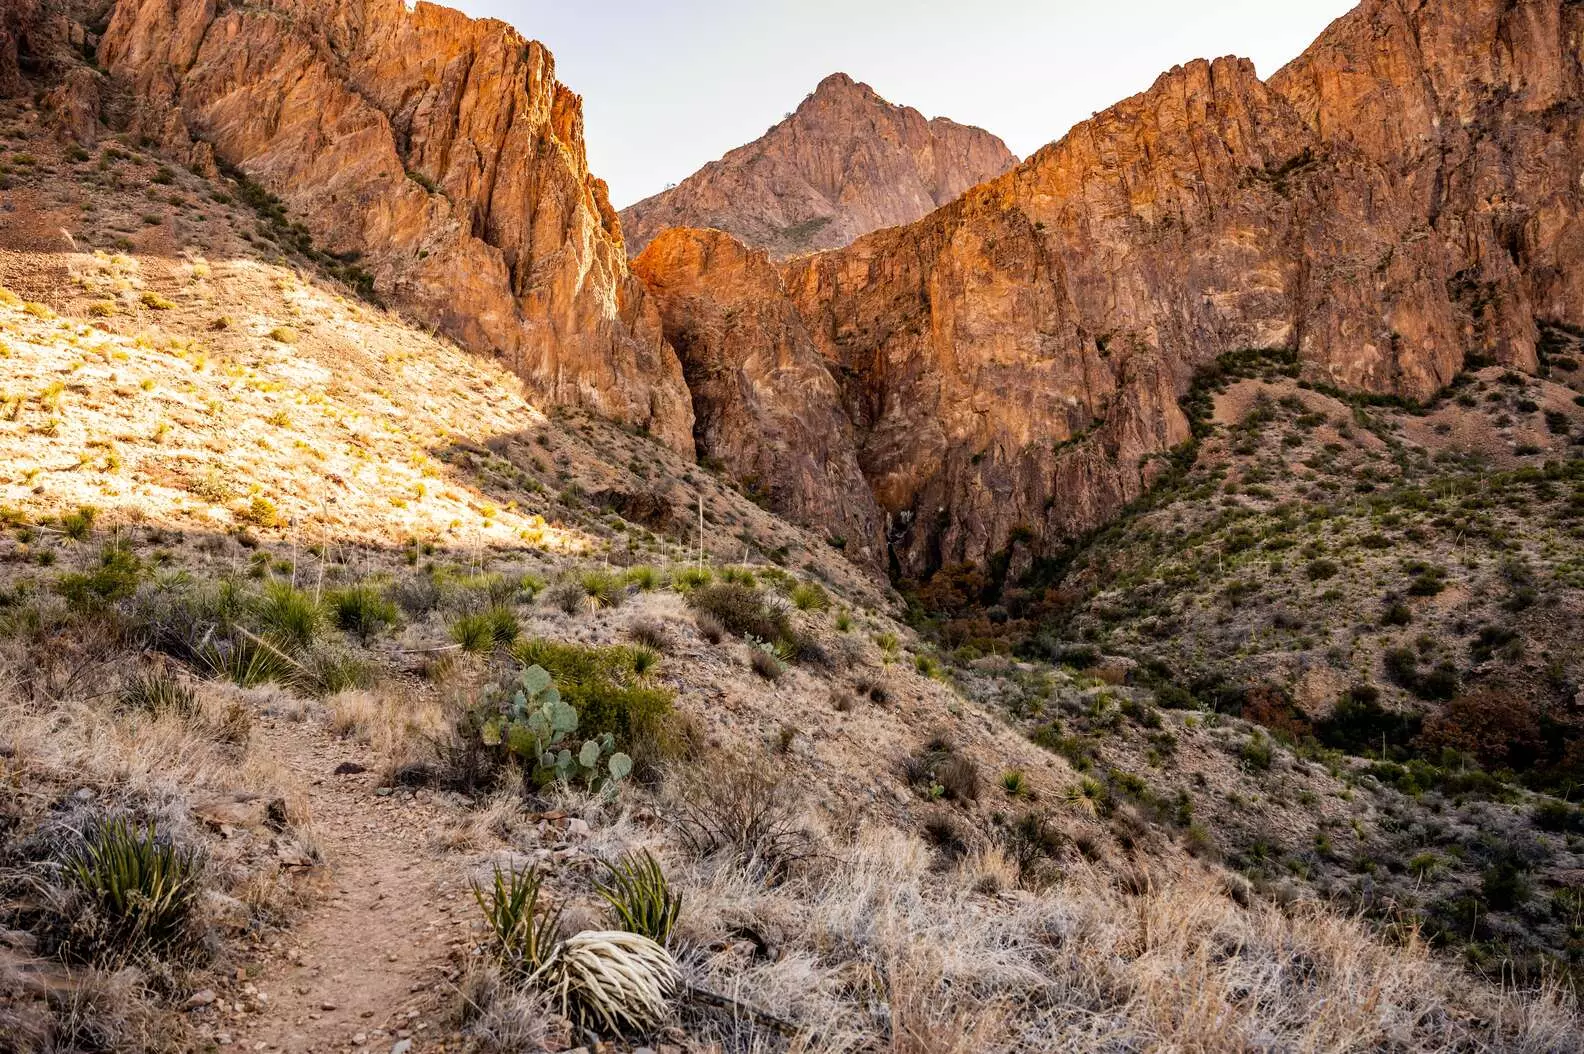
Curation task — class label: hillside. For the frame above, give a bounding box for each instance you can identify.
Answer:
[619,73,1016,259]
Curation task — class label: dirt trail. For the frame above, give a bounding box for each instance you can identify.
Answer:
[218,715,473,1054]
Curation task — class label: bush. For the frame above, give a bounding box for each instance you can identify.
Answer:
[254,581,322,650]
[325,584,398,642]
[451,607,520,653]
[669,761,810,878]
[595,851,680,945]
[626,619,671,652]
[789,582,829,612]
[749,645,785,681]
[64,817,203,963]
[509,639,674,752]
[687,583,790,645]
[56,545,142,614]
[118,669,197,716]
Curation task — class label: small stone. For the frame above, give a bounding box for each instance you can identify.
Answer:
[352,1033,367,1046]
[320,1002,337,1011]
[374,787,393,797]
[334,762,367,775]
[184,989,217,1010]
[391,1041,412,1054]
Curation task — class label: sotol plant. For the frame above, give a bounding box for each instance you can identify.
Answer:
[65,817,203,961]
[595,850,680,945]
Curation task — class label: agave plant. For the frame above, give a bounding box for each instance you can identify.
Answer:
[595,850,680,945]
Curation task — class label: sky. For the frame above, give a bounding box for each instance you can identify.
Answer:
[449,0,1360,209]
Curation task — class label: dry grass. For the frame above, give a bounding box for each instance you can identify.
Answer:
[325,686,448,778]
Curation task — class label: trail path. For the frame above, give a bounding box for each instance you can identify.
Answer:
[213,714,474,1054]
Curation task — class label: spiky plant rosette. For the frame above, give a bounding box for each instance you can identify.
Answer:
[529,930,680,1034]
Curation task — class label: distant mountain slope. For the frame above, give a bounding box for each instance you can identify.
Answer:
[619,73,1016,259]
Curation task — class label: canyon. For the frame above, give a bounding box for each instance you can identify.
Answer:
[15,0,1584,584]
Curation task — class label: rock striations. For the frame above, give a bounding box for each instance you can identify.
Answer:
[619,73,1017,259]
[632,228,886,569]
[97,0,696,453]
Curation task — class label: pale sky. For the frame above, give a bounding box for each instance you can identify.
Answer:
[449,0,1359,209]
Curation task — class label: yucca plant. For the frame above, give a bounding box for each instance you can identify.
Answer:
[578,571,625,612]
[627,645,661,680]
[65,817,203,960]
[196,633,293,687]
[671,566,712,593]
[254,581,322,650]
[595,851,680,945]
[473,864,561,976]
[623,565,665,592]
[325,584,398,642]
[789,581,829,612]
[451,611,496,653]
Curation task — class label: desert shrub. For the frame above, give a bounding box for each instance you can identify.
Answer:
[289,646,369,696]
[545,580,585,615]
[1001,770,1030,797]
[749,644,785,681]
[1240,733,1275,771]
[508,639,674,751]
[790,581,830,612]
[473,864,559,976]
[62,817,203,963]
[1003,810,1065,880]
[687,582,788,643]
[196,631,294,687]
[694,612,725,644]
[1418,688,1542,771]
[671,566,713,592]
[325,584,398,642]
[117,668,198,716]
[903,738,981,804]
[60,505,97,541]
[668,760,810,878]
[626,619,671,652]
[576,570,626,611]
[452,607,520,653]
[388,573,444,616]
[623,565,665,592]
[920,809,971,859]
[55,545,142,614]
[1315,686,1421,756]
[595,851,680,945]
[254,581,322,650]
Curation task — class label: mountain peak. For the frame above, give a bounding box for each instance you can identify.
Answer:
[620,80,1015,258]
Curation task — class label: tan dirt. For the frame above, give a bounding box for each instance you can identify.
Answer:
[216,715,471,1054]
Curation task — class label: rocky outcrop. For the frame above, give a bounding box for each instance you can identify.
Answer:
[632,228,885,569]
[0,0,38,96]
[98,0,695,453]
[620,73,1016,259]
[767,0,1584,578]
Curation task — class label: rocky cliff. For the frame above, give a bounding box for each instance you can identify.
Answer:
[762,0,1584,578]
[97,0,696,453]
[620,73,1016,259]
[632,228,885,569]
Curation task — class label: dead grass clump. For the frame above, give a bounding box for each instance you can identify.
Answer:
[667,760,813,880]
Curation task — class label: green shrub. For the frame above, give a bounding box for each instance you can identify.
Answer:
[623,565,665,591]
[254,581,322,650]
[64,817,203,962]
[60,506,96,541]
[671,566,713,592]
[451,607,519,653]
[509,639,674,751]
[687,583,789,644]
[296,646,374,696]
[56,545,142,613]
[578,570,626,610]
[595,850,680,945]
[325,584,398,641]
[749,645,785,681]
[472,864,559,976]
[789,581,830,612]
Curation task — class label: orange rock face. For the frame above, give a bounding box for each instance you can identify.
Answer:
[0,0,36,96]
[674,0,1584,578]
[620,73,1016,260]
[632,229,885,569]
[98,0,695,453]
